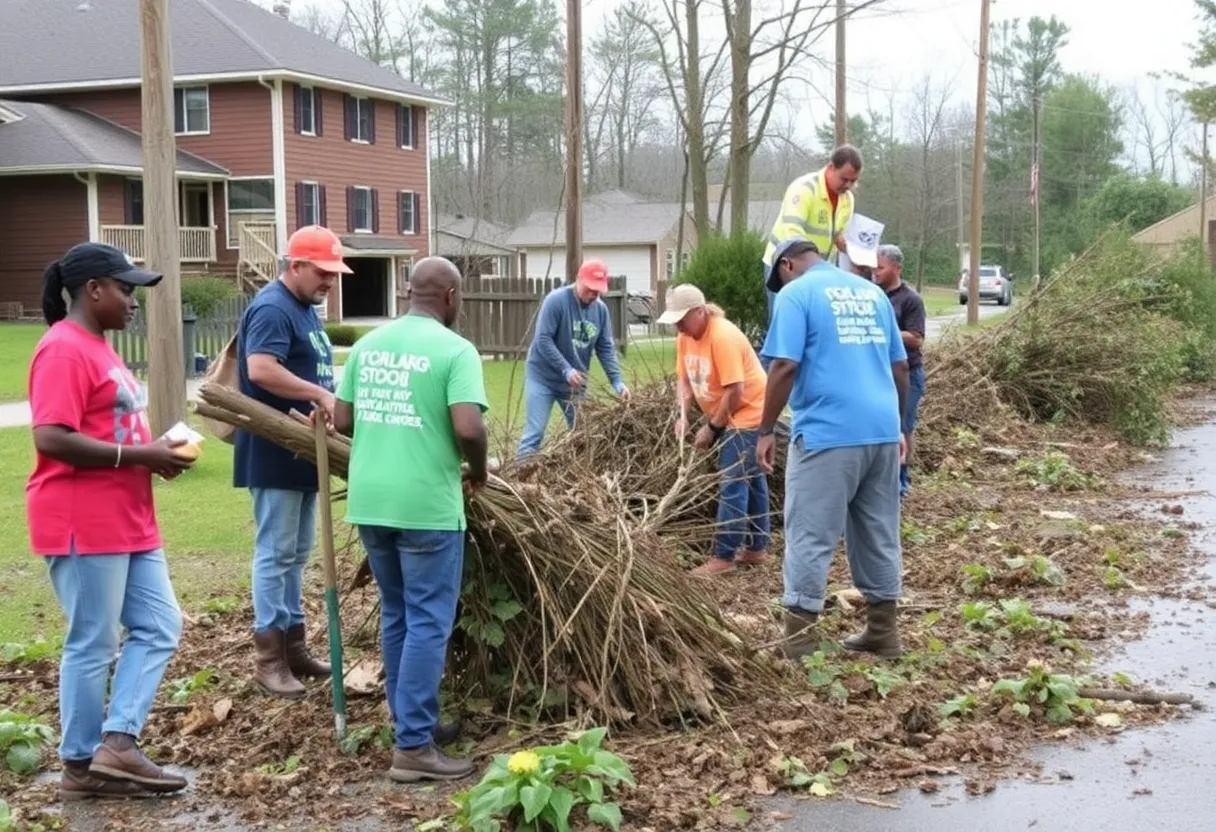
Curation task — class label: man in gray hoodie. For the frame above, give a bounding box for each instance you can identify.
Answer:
[517,260,631,458]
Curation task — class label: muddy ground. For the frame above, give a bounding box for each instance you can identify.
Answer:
[1,400,1212,831]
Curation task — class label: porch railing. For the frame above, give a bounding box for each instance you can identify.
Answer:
[99,225,217,263]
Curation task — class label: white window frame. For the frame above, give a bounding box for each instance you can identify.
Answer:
[174,86,210,136]
[399,189,417,234]
[400,105,415,150]
[299,86,317,136]
[225,176,276,249]
[351,97,372,144]
[352,186,373,233]
[300,181,320,227]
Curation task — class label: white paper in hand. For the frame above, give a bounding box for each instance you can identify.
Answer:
[162,421,205,446]
[843,213,884,268]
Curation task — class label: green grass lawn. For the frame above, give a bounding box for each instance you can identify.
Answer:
[0,323,44,403]
[922,287,960,318]
[0,339,675,643]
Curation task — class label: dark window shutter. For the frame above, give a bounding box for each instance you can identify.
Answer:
[346,186,355,232]
[315,89,323,136]
[409,106,418,147]
[292,84,302,134]
[124,180,135,224]
[371,188,380,233]
[367,100,376,144]
[414,192,421,235]
[395,104,403,148]
[397,192,404,234]
[172,89,183,133]
[319,185,328,226]
[344,94,354,140]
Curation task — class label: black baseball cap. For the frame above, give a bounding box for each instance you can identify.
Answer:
[766,238,819,293]
[58,242,163,288]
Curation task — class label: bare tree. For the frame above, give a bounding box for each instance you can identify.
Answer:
[905,73,953,291]
[632,0,730,237]
[721,0,883,236]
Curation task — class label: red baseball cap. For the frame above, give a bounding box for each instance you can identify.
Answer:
[576,259,610,292]
[286,225,353,274]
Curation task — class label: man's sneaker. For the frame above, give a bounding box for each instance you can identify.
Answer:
[89,735,188,793]
[388,744,476,782]
[735,549,771,566]
[61,761,151,801]
[691,558,736,576]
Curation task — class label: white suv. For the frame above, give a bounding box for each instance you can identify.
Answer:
[958,265,1013,306]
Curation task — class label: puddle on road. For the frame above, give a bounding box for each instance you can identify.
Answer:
[772,406,1216,831]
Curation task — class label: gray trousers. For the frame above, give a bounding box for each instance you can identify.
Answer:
[782,439,903,613]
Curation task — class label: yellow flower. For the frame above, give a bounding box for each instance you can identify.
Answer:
[507,750,541,776]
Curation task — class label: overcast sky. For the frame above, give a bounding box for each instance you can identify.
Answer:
[300,0,1206,167]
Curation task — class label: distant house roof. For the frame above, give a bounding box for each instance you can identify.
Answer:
[508,200,689,248]
[1131,197,1215,247]
[720,200,783,236]
[435,215,518,256]
[0,0,444,105]
[0,99,228,177]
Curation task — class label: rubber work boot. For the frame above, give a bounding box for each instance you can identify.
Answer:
[61,759,151,801]
[388,744,476,783]
[285,624,332,679]
[780,607,820,661]
[253,629,306,699]
[88,734,188,793]
[843,600,904,658]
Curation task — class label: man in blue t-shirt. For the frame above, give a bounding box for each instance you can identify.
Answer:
[756,240,910,661]
[517,259,631,458]
[234,225,347,699]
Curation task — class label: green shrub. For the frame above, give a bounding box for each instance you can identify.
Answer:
[325,324,358,347]
[675,232,766,340]
[180,276,239,317]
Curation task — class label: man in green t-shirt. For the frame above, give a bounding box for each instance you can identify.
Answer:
[335,257,488,783]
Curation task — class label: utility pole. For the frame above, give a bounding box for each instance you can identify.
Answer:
[967,0,991,327]
[834,0,847,145]
[139,0,186,435]
[1201,122,1209,259]
[1031,93,1041,292]
[956,138,966,273]
[564,0,584,283]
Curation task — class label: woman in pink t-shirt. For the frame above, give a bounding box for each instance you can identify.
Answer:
[27,242,195,800]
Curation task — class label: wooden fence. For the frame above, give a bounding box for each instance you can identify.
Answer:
[456,275,629,358]
[111,294,250,377]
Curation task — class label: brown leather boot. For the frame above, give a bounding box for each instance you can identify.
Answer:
[285,624,331,679]
[779,607,820,661]
[88,735,187,793]
[388,744,476,783]
[843,600,903,658]
[253,629,306,699]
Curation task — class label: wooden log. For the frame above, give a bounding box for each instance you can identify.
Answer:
[1078,687,1203,710]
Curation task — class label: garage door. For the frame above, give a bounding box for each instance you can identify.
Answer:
[583,247,652,294]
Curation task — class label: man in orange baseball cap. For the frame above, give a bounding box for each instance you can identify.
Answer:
[234,224,349,698]
[517,259,630,458]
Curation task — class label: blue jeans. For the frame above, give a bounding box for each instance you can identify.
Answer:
[516,375,577,458]
[251,488,318,633]
[714,430,772,559]
[357,526,465,750]
[901,365,926,497]
[48,549,182,761]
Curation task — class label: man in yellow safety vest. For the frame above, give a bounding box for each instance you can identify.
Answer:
[762,145,863,325]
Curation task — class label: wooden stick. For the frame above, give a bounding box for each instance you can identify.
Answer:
[854,797,901,810]
[1078,687,1202,710]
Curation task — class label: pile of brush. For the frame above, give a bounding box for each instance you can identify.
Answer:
[196,383,789,727]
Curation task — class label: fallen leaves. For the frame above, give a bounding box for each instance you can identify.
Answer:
[178,697,234,737]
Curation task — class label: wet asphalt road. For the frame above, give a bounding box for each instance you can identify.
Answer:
[770,408,1216,831]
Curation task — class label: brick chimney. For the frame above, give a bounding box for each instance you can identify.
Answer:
[272,1,291,19]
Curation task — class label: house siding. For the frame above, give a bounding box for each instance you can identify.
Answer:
[0,175,88,313]
[282,89,429,257]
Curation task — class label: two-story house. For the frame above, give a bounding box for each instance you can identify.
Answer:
[0,0,444,321]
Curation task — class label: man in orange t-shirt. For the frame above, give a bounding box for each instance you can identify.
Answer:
[660,284,771,576]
